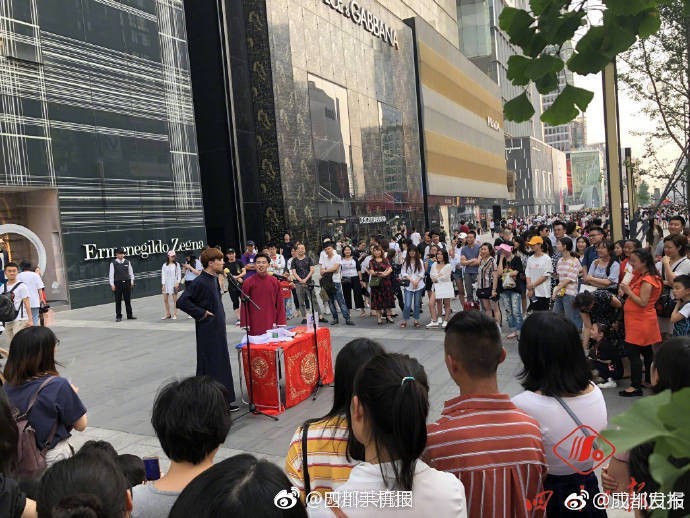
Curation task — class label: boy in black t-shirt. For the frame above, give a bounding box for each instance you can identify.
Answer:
[223,249,245,325]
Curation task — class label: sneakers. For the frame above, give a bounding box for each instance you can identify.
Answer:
[319,317,329,323]
[598,379,617,389]
[301,319,307,324]
[442,321,448,328]
[330,320,339,326]
[345,320,355,326]
[235,320,241,326]
[426,321,439,328]
[228,404,240,412]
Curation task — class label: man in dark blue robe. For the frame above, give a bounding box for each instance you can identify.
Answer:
[177,248,237,410]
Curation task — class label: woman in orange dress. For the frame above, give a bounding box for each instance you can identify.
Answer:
[618,249,663,397]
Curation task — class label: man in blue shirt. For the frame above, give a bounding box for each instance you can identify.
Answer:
[460,231,481,301]
[583,227,605,271]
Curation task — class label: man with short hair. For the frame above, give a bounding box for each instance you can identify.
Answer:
[132,376,232,517]
[582,226,605,270]
[239,252,286,334]
[291,244,328,324]
[241,241,258,279]
[425,311,546,518]
[267,243,286,275]
[493,227,513,248]
[17,261,45,326]
[655,215,686,257]
[2,262,31,341]
[526,236,553,311]
[319,243,354,326]
[424,231,446,258]
[177,248,237,410]
[108,247,135,322]
[460,231,481,301]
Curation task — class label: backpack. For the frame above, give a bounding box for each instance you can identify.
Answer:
[0,282,23,323]
[11,376,58,480]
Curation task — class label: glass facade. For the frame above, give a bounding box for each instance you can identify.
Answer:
[0,0,204,307]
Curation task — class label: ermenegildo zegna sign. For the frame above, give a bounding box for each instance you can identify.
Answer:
[82,238,205,261]
[323,0,399,49]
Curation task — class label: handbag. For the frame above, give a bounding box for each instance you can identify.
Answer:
[320,272,336,297]
[368,275,382,288]
[476,287,493,299]
[501,271,516,289]
[434,280,454,299]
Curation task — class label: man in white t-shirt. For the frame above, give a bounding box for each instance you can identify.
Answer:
[2,262,32,342]
[525,236,553,311]
[319,243,354,326]
[18,261,45,326]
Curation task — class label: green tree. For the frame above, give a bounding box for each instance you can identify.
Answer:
[499,0,664,125]
[638,179,652,205]
[618,0,690,205]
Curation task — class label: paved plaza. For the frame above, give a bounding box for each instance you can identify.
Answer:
[12,287,635,477]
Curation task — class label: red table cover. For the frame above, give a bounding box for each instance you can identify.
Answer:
[240,327,334,415]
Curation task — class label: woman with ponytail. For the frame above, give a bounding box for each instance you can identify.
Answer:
[312,353,466,516]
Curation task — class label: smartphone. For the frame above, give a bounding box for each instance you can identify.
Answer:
[143,457,161,481]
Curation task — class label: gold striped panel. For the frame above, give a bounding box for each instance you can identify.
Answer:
[418,42,503,123]
[425,131,507,185]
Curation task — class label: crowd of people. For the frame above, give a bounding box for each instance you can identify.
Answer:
[2,209,690,516]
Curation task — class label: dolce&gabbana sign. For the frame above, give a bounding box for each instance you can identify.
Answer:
[323,0,399,49]
[82,238,205,261]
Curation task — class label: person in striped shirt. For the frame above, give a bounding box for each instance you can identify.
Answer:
[425,311,547,518]
[285,338,384,500]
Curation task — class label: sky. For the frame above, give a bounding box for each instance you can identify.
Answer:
[575,71,680,190]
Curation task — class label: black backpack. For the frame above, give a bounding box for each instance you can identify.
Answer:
[0,282,23,323]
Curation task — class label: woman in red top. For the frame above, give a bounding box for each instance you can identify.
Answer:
[618,249,663,397]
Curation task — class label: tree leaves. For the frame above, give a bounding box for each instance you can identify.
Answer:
[501,0,664,123]
[504,91,536,123]
[541,84,594,125]
[602,388,690,498]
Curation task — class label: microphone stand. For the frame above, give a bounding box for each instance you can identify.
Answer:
[305,281,324,401]
[227,274,278,422]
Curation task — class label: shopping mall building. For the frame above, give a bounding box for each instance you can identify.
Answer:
[0,0,507,307]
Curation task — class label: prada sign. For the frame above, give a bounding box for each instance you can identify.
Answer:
[323,0,399,49]
[82,238,205,261]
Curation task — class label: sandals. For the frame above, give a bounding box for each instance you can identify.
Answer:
[377,318,384,325]
[386,315,395,323]
[400,321,407,328]
[162,315,171,320]
[413,321,421,328]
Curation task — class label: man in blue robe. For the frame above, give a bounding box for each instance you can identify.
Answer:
[177,247,238,411]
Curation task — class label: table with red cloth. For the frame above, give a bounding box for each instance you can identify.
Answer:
[239,327,334,415]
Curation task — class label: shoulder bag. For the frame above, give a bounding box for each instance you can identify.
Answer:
[554,394,601,453]
[12,376,58,480]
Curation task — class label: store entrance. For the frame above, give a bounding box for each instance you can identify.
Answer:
[0,189,68,304]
